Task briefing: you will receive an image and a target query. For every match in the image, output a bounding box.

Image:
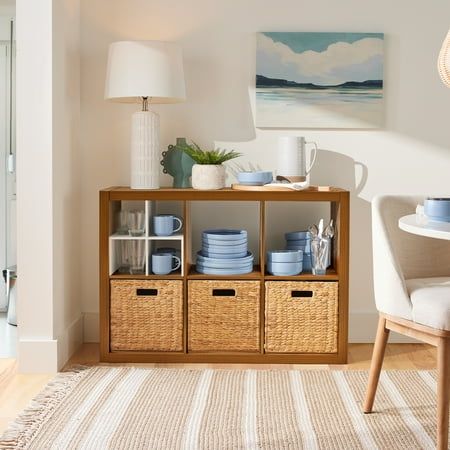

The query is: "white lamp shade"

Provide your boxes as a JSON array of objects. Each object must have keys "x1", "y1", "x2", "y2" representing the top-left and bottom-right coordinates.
[
  {"x1": 105, "y1": 40, "x2": 186, "y2": 103},
  {"x1": 438, "y1": 30, "x2": 450, "y2": 87}
]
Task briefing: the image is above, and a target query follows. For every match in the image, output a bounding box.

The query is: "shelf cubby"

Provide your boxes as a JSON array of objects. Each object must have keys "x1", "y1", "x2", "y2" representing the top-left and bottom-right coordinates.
[{"x1": 108, "y1": 200, "x2": 185, "y2": 276}]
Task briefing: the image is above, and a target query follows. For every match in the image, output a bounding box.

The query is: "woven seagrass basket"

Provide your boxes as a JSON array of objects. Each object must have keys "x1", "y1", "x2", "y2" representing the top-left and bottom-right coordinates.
[
  {"x1": 265, "y1": 281, "x2": 338, "y2": 353},
  {"x1": 188, "y1": 280, "x2": 260, "y2": 352},
  {"x1": 110, "y1": 279, "x2": 183, "y2": 352}
]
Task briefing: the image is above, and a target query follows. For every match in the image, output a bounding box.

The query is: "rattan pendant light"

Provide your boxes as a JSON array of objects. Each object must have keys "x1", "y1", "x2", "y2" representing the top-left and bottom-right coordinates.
[{"x1": 438, "y1": 30, "x2": 450, "y2": 87}]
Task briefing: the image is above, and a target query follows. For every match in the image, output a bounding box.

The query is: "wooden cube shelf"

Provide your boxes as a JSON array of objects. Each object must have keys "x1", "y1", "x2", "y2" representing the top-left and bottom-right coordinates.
[{"x1": 99, "y1": 186, "x2": 349, "y2": 364}]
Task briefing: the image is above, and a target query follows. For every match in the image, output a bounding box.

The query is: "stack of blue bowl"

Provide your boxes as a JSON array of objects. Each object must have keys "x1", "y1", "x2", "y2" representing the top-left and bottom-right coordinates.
[
  {"x1": 196, "y1": 229, "x2": 254, "y2": 275},
  {"x1": 237, "y1": 171, "x2": 273, "y2": 186},
  {"x1": 285, "y1": 231, "x2": 312, "y2": 271},
  {"x1": 424, "y1": 198, "x2": 450, "y2": 222},
  {"x1": 266, "y1": 250, "x2": 303, "y2": 276}
]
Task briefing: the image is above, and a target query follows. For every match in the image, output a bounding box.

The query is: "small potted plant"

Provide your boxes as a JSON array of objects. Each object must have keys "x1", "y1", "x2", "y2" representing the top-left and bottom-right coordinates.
[{"x1": 179, "y1": 142, "x2": 241, "y2": 190}]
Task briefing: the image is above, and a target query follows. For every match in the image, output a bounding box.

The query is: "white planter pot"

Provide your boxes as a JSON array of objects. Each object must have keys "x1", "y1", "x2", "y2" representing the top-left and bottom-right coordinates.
[{"x1": 191, "y1": 164, "x2": 226, "y2": 190}]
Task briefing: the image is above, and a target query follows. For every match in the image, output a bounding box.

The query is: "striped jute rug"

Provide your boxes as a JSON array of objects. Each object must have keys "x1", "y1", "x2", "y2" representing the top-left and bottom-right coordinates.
[{"x1": 0, "y1": 367, "x2": 445, "y2": 449}]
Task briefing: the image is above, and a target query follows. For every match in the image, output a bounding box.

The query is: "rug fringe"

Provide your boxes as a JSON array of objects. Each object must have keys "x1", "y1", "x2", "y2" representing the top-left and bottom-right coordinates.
[{"x1": 0, "y1": 366, "x2": 89, "y2": 449}]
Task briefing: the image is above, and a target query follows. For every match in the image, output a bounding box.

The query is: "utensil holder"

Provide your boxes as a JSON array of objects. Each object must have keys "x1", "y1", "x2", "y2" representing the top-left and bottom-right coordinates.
[{"x1": 311, "y1": 237, "x2": 331, "y2": 275}]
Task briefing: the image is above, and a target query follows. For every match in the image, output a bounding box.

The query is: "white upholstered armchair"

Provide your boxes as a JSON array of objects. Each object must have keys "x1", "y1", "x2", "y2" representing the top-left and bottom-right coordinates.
[{"x1": 365, "y1": 195, "x2": 450, "y2": 450}]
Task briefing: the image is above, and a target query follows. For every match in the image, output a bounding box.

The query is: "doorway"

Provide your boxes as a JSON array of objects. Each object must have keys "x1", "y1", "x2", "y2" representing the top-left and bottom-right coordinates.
[{"x1": 0, "y1": 9, "x2": 16, "y2": 358}]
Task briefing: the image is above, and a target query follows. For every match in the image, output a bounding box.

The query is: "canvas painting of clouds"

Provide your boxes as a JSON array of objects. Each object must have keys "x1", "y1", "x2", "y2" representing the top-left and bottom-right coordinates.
[{"x1": 256, "y1": 32, "x2": 384, "y2": 128}]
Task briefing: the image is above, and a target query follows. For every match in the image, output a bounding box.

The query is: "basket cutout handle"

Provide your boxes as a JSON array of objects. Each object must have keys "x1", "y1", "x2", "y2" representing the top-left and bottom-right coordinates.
[
  {"x1": 212, "y1": 288, "x2": 236, "y2": 297},
  {"x1": 291, "y1": 290, "x2": 313, "y2": 298},
  {"x1": 136, "y1": 288, "x2": 158, "y2": 296}
]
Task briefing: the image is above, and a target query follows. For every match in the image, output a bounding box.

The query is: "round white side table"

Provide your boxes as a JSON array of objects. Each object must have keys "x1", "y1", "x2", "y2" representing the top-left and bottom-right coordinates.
[{"x1": 399, "y1": 214, "x2": 450, "y2": 240}]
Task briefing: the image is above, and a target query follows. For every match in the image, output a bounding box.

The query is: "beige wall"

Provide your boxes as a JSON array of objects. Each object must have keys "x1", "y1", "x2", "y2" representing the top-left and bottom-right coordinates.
[
  {"x1": 0, "y1": 1, "x2": 14, "y2": 16},
  {"x1": 80, "y1": 0, "x2": 450, "y2": 342}
]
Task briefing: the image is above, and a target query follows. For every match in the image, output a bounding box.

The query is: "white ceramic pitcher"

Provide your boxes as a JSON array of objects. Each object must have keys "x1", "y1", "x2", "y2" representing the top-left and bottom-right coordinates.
[{"x1": 277, "y1": 136, "x2": 318, "y2": 182}]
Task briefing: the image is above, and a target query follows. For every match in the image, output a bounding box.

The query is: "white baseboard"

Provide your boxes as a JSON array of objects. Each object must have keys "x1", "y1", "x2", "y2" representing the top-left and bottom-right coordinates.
[
  {"x1": 84, "y1": 311, "x2": 417, "y2": 344},
  {"x1": 56, "y1": 314, "x2": 84, "y2": 369},
  {"x1": 18, "y1": 315, "x2": 83, "y2": 373},
  {"x1": 18, "y1": 339, "x2": 59, "y2": 373}
]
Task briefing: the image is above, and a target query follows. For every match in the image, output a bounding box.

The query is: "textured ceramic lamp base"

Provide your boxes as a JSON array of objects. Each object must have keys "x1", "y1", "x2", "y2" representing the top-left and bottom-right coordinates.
[{"x1": 131, "y1": 110, "x2": 160, "y2": 189}]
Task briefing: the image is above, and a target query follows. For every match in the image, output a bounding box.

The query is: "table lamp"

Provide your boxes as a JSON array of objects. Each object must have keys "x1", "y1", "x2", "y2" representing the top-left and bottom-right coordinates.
[
  {"x1": 105, "y1": 41, "x2": 186, "y2": 189},
  {"x1": 438, "y1": 30, "x2": 450, "y2": 87}
]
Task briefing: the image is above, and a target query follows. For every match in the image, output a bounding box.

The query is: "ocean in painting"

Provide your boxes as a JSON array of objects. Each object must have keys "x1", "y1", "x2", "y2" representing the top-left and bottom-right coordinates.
[{"x1": 256, "y1": 32, "x2": 384, "y2": 128}]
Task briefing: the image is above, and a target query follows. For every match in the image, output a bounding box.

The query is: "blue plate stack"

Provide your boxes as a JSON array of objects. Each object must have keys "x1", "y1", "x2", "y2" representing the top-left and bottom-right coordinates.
[
  {"x1": 196, "y1": 229, "x2": 254, "y2": 275},
  {"x1": 285, "y1": 231, "x2": 312, "y2": 271}
]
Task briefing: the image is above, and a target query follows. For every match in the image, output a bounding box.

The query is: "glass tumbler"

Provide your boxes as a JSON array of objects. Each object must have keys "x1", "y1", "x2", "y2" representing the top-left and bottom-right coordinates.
[
  {"x1": 127, "y1": 210, "x2": 145, "y2": 236},
  {"x1": 117, "y1": 240, "x2": 130, "y2": 274},
  {"x1": 116, "y1": 210, "x2": 129, "y2": 235},
  {"x1": 128, "y1": 240, "x2": 146, "y2": 274}
]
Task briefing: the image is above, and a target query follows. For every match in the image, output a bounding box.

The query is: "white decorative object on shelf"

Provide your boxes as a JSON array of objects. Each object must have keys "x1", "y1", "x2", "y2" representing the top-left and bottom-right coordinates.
[
  {"x1": 438, "y1": 30, "x2": 450, "y2": 87},
  {"x1": 104, "y1": 41, "x2": 186, "y2": 189},
  {"x1": 277, "y1": 136, "x2": 317, "y2": 184},
  {"x1": 277, "y1": 136, "x2": 300, "y2": 178},
  {"x1": 191, "y1": 164, "x2": 226, "y2": 190}
]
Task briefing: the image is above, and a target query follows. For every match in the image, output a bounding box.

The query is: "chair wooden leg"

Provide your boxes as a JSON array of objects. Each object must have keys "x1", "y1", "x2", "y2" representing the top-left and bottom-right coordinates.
[
  {"x1": 437, "y1": 337, "x2": 450, "y2": 450},
  {"x1": 364, "y1": 316, "x2": 390, "y2": 413}
]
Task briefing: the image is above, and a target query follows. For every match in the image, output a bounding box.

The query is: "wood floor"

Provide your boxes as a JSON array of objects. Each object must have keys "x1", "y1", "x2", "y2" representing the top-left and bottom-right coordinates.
[{"x1": 0, "y1": 343, "x2": 438, "y2": 434}]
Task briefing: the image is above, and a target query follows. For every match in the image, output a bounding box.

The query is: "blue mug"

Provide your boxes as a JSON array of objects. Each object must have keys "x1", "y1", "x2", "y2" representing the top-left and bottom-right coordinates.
[
  {"x1": 151, "y1": 253, "x2": 181, "y2": 275},
  {"x1": 153, "y1": 215, "x2": 183, "y2": 236}
]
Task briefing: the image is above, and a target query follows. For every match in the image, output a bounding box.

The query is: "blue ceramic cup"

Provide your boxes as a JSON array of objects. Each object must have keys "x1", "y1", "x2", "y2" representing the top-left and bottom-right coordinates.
[
  {"x1": 151, "y1": 253, "x2": 181, "y2": 275},
  {"x1": 153, "y1": 215, "x2": 183, "y2": 236}
]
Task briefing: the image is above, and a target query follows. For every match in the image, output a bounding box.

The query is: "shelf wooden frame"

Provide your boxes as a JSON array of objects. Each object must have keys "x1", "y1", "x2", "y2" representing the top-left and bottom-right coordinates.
[{"x1": 100, "y1": 186, "x2": 350, "y2": 364}]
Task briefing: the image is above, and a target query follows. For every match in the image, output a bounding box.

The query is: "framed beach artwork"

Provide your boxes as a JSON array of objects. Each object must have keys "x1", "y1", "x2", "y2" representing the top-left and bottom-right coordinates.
[{"x1": 255, "y1": 32, "x2": 384, "y2": 128}]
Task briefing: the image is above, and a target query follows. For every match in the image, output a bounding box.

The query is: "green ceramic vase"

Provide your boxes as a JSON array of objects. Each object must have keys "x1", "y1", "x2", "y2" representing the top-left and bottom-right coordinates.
[{"x1": 160, "y1": 138, "x2": 195, "y2": 188}]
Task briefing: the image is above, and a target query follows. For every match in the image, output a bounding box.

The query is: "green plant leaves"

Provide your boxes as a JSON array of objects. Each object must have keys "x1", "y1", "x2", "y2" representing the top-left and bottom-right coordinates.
[{"x1": 178, "y1": 141, "x2": 242, "y2": 165}]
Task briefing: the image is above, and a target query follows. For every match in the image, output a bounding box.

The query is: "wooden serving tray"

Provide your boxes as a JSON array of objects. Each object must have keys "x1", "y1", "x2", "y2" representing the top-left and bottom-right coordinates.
[
  {"x1": 230, "y1": 183, "x2": 336, "y2": 191},
  {"x1": 231, "y1": 183, "x2": 298, "y2": 191}
]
